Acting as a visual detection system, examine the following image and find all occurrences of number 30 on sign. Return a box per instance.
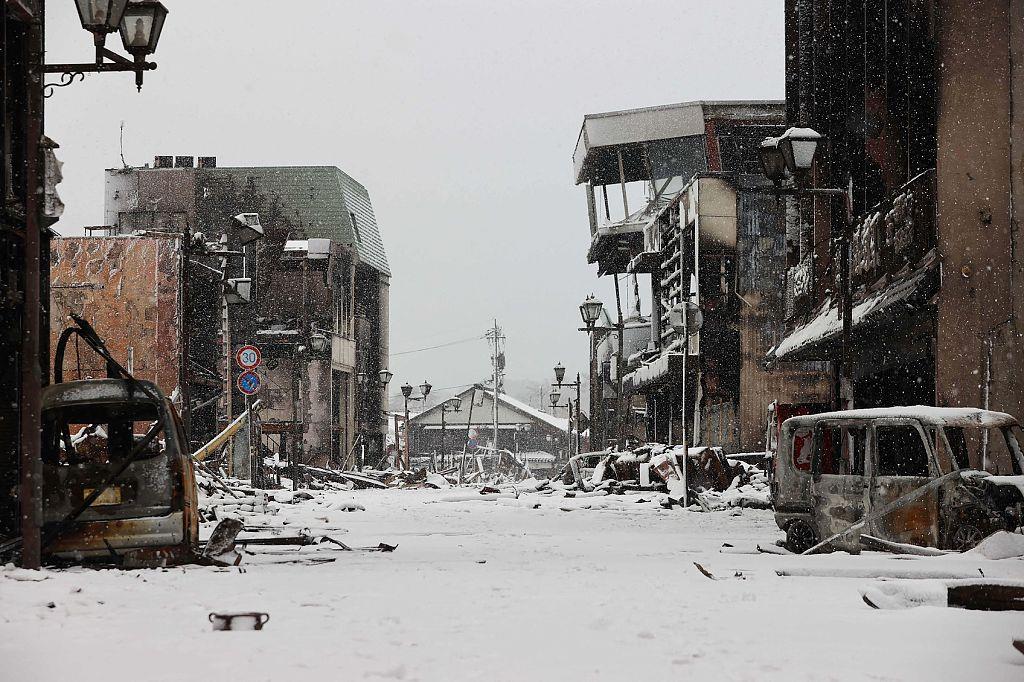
[236,344,261,370]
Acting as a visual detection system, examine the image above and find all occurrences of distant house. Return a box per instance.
[407,386,570,471]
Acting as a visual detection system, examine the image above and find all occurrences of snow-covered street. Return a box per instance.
[3,487,1023,681]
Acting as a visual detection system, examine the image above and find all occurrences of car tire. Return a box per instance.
[786,519,817,554]
[948,522,987,552]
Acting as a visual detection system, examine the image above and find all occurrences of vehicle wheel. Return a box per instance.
[948,523,986,551]
[786,519,817,553]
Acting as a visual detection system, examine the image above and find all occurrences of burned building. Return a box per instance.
[768,0,1024,417]
[573,101,829,452]
[50,158,390,470]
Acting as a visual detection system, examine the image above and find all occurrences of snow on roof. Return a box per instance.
[479,388,570,432]
[786,406,1019,428]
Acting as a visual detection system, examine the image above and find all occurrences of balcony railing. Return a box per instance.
[850,169,936,291]
[785,255,813,320]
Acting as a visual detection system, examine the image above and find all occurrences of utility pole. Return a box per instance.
[220,233,233,476]
[612,276,626,448]
[485,320,504,452]
[574,372,581,456]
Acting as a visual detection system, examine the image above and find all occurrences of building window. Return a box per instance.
[349,211,362,243]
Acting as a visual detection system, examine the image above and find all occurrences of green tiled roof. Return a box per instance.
[205,166,390,276]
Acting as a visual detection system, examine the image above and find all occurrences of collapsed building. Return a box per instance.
[50,158,390,470]
[572,101,829,452]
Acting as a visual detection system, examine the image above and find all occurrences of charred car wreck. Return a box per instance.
[772,407,1024,553]
[8,315,200,567]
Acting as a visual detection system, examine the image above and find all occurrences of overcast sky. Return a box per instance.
[45,0,784,408]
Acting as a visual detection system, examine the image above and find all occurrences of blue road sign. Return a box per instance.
[237,370,261,395]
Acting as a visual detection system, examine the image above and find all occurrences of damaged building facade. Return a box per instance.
[767,0,1024,417]
[50,158,390,470]
[573,101,829,452]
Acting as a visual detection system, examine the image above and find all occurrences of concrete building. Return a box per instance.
[50,158,390,469]
[573,101,829,452]
[768,0,1024,418]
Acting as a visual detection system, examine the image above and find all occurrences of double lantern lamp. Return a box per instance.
[51,1,169,92]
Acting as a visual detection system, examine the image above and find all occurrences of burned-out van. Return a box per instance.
[772,407,1024,553]
[40,379,199,566]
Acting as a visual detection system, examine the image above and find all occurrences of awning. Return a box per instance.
[623,352,686,394]
[768,250,939,362]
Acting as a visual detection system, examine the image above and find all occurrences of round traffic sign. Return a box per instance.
[237,370,261,395]
[236,344,262,369]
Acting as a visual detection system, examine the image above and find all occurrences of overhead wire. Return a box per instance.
[388,334,484,357]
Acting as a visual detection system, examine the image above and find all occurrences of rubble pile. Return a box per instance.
[559,443,770,511]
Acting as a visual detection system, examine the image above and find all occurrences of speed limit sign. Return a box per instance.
[235,344,262,370]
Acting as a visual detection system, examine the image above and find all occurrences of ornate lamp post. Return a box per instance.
[552,362,582,457]
[549,389,572,461]
[48,1,169,95]
[578,294,606,448]
[400,380,431,470]
[759,127,852,409]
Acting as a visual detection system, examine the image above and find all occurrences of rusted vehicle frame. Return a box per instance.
[41,379,199,566]
[35,315,200,567]
[773,407,1024,553]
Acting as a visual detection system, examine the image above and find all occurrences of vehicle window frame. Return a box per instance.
[810,419,868,479]
[42,399,168,467]
[790,424,814,473]
[870,418,938,479]
[1003,425,1024,475]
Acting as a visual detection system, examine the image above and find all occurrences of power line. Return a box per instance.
[389,335,483,357]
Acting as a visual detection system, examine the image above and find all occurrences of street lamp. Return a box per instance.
[758,126,852,410]
[399,379,432,470]
[580,294,604,329]
[578,294,608,449]
[49,1,168,94]
[549,390,561,408]
[554,362,566,384]
[118,1,168,57]
[232,213,265,246]
[552,363,582,458]
[310,332,329,353]
[74,0,129,37]
[379,368,393,386]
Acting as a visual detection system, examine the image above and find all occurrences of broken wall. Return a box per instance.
[49,236,181,396]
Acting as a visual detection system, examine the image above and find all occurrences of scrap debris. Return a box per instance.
[861,580,1024,611]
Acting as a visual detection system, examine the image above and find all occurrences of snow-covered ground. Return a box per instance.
[2,487,1023,681]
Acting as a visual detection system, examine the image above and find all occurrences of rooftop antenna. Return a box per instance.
[119,121,128,168]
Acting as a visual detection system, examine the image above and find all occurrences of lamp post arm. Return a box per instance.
[738,185,847,198]
[44,60,156,73]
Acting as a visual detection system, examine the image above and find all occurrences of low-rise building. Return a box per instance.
[407,386,570,470]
